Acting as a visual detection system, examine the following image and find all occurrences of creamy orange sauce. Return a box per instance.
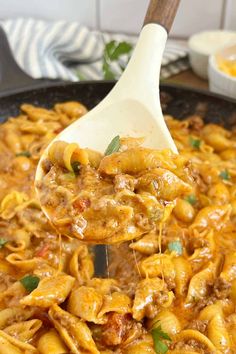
[0,104,236,353]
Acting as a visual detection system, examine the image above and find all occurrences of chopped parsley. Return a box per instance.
[151,324,171,354]
[71,161,81,174]
[219,170,230,181]
[185,194,197,205]
[168,241,183,255]
[0,238,7,248]
[189,137,201,149]
[105,136,120,156]
[20,275,40,292]
[16,151,31,158]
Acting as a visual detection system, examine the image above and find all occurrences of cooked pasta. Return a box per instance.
[0,101,236,353]
[38,143,192,243]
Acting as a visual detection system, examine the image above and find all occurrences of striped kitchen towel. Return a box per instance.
[1,18,189,82]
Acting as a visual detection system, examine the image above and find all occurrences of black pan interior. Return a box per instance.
[0,81,236,128]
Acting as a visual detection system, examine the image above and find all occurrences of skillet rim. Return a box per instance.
[0,80,235,105]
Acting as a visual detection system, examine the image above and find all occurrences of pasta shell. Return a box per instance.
[69,245,94,284]
[129,232,159,255]
[0,330,36,353]
[0,191,28,219]
[220,251,236,282]
[174,329,218,353]
[132,278,171,321]
[4,319,42,342]
[139,253,175,285]
[208,314,231,352]
[67,286,104,324]
[49,304,99,354]
[0,307,34,330]
[173,256,192,297]
[148,309,181,336]
[123,334,156,354]
[98,147,187,176]
[21,274,75,308]
[186,256,223,304]
[37,329,68,354]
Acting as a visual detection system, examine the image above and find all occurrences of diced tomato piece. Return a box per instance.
[72,198,91,212]
[36,244,49,257]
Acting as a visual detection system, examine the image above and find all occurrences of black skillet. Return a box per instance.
[0,27,236,276]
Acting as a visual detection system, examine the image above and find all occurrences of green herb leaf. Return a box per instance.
[189,137,201,149]
[102,60,116,80]
[154,340,169,354]
[185,194,197,205]
[105,136,120,156]
[16,151,31,158]
[109,41,133,60]
[102,40,133,80]
[20,275,40,292]
[0,238,7,248]
[104,40,133,61]
[151,325,171,354]
[104,40,117,59]
[71,161,81,174]
[168,241,183,255]
[219,170,230,180]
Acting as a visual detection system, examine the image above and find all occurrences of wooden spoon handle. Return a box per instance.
[144,0,180,33]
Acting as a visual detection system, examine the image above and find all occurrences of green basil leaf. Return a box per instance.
[185,194,197,205]
[0,238,7,248]
[71,161,81,174]
[105,136,121,156]
[219,170,230,180]
[20,275,40,292]
[168,241,183,255]
[189,137,201,149]
[16,151,31,158]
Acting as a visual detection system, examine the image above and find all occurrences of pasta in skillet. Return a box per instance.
[0,101,236,353]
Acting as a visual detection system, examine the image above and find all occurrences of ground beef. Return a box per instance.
[187,319,208,334]
[100,313,142,347]
[213,277,231,299]
[193,296,216,313]
[170,340,211,354]
[186,115,204,132]
[101,313,133,346]
[114,174,136,192]
[41,158,53,174]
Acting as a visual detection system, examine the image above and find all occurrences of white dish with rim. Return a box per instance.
[188,30,236,79]
[208,44,236,100]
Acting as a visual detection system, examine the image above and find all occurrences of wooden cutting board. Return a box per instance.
[165,68,208,90]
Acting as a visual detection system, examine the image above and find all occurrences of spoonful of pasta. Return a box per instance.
[35,0,191,245]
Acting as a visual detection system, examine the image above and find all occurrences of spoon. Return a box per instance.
[35,0,180,276]
[35,0,180,185]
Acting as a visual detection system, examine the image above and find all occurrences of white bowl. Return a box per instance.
[188,31,236,79]
[208,45,236,100]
